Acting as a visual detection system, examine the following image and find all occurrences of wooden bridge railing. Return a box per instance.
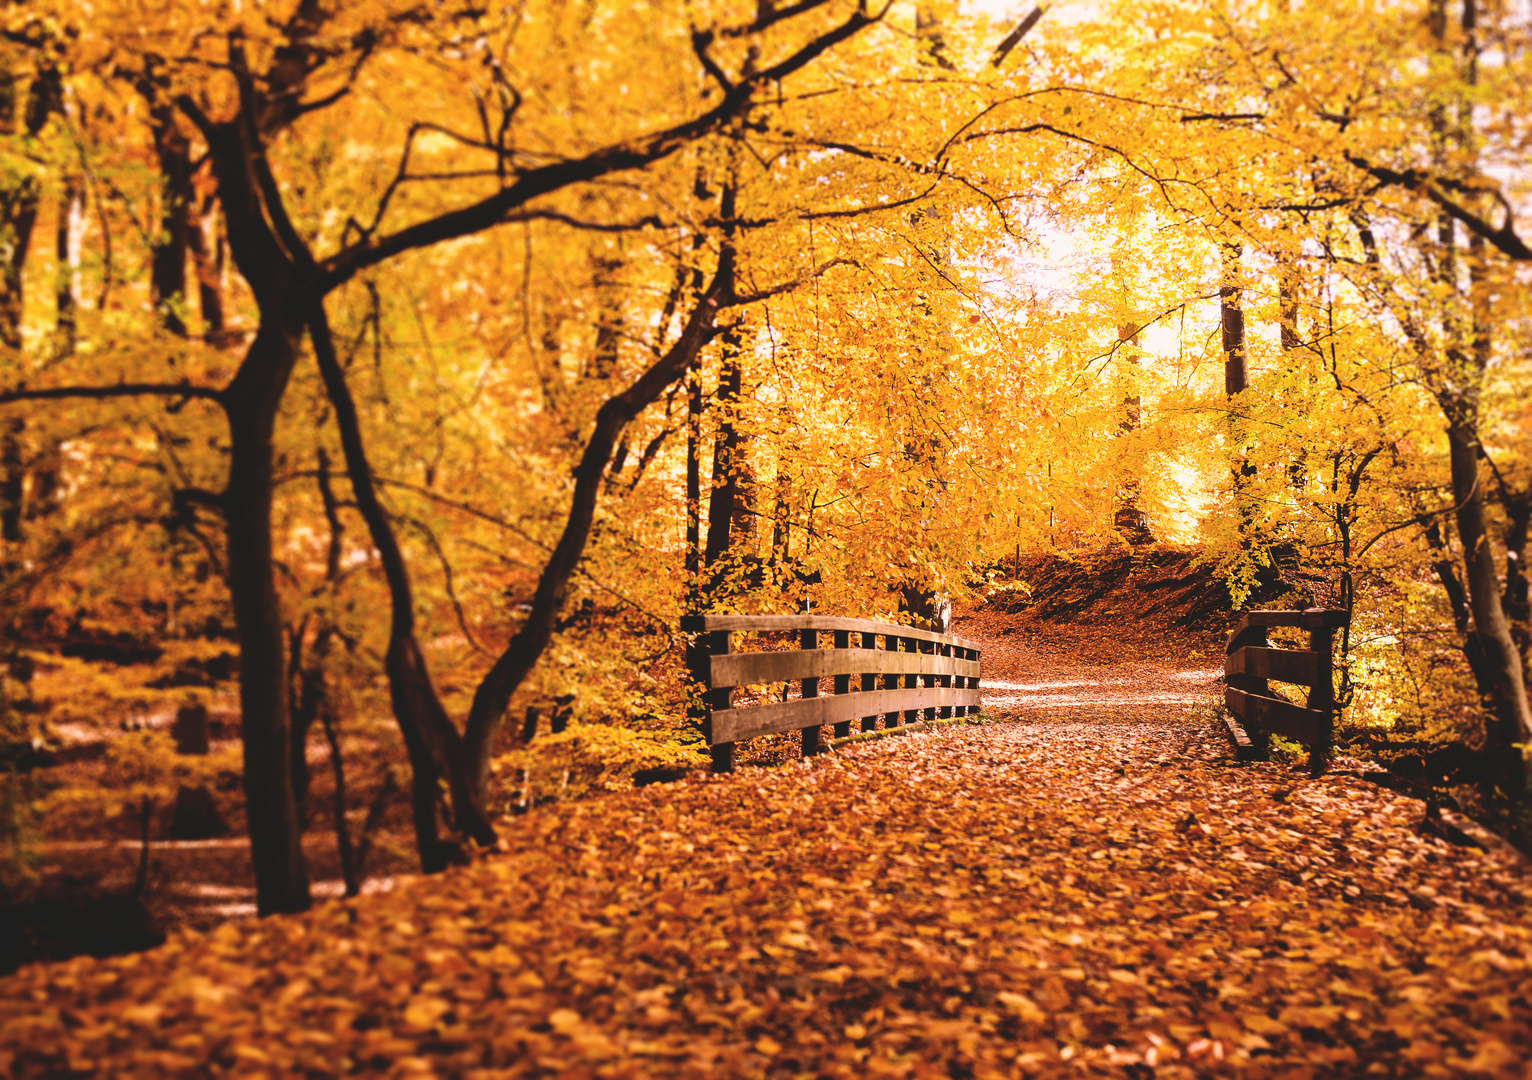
[1224,608,1346,774]
[681,614,983,773]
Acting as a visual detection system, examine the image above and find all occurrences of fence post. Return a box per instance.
[832,629,852,738]
[921,637,937,724]
[931,640,943,716]
[708,629,735,773]
[801,627,823,756]
[860,631,878,732]
[902,635,920,725]
[1305,610,1335,776]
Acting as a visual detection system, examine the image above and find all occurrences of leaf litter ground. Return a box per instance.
[2,613,1530,1078]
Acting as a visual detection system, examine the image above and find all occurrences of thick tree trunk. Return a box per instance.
[1447,417,1532,792]
[223,319,311,914]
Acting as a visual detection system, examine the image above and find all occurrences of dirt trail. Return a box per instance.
[3,616,1531,1077]
[958,608,1222,726]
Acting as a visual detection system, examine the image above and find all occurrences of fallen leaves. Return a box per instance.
[1,619,1530,1077]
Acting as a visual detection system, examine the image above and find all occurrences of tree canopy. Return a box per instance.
[1,0,1528,909]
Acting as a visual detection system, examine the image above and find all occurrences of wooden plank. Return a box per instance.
[1227,608,1347,640]
[1224,686,1325,747]
[680,613,979,652]
[711,648,980,686]
[711,686,983,744]
[1221,713,1258,761]
[1227,646,1319,686]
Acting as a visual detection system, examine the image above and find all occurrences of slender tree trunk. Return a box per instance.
[53,174,81,358]
[1112,321,1151,544]
[704,336,743,571]
[0,70,51,554]
[1221,242,1256,534]
[0,68,46,352]
[1277,254,1309,489]
[1423,518,1472,633]
[307,299,495,868]
[461,260,732,802]
[147,100,193,337]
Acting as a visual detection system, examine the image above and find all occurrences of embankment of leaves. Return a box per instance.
[3,719,1528,1078]
[979,546,1308,635]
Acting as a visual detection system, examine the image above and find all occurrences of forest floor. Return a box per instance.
[3,607,1531,1077]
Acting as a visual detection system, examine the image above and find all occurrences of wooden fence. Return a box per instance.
[680,614,983,773]
[1224,607,1346,774]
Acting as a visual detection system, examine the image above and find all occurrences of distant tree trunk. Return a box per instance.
[146,97,193,337]
[53,174,81,357]
[1221,242,1256,533]
[1277,256,1301,353]
[1,70,58,552]
[771,454,793,563]
[1112,321,1152,544]
[704,334,744,572]
[190,195,226,342]
[0,69,47,351]
[1422,518,1471,634]
[585,249,623,380]
[1277,253,1308,489]
[686,370,703,605]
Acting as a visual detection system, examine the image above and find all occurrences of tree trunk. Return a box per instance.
[704,337,743,571]
[1,70,53,553]
[223,319,312,914]
[1447,414,1532,793]
[147,99,193,337]
[1112,321,1151,544]
[53,173,81,357]
[462,260,732,803]
[190,196,226,342]
[307,299,495,868]
[1221,242,1256,533]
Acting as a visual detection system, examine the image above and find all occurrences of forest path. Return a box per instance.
[4,619,1531,1077]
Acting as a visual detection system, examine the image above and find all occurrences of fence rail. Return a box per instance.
[1223,608,1346,774]
[681,614,983,773]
